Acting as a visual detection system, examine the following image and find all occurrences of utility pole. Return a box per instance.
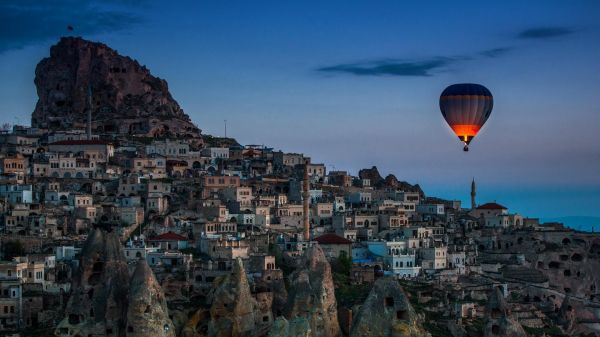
[224,119,227,138]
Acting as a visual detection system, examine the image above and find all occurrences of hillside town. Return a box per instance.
[0,37,598,337]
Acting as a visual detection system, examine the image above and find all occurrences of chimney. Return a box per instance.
[302,159,310,241]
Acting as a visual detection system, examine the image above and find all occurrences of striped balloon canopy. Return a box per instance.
[439,83,493,151]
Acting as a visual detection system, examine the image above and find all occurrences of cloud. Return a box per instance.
[0,0,144,53]
[479,47,512,58]
[518,27,574,39]
[317,25,579,78]
[317,58,455,77]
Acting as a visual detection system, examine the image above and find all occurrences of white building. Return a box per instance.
[145,140,190,157]
[367,239,421,278]
[417,203,445,216]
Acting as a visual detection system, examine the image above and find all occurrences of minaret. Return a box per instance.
[87,85,92,140]
[302,160,310,241]
[471,178,476,209]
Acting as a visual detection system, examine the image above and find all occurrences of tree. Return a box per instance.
[2,240,25,261]
[332,250,352,277]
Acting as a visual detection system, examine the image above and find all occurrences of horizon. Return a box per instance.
[1,1,599,219]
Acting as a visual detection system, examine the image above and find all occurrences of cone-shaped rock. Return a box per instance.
[483,287,526,337]
[285,244,341,337]
[350,276,428,337]
[56,229,130,337]
[126,258,175,337]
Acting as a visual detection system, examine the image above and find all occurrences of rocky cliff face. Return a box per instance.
[56,228,130,337]
[285,245,341,337]
[56,229,174,337]
[207,258,259,336]
[350,276,428,337]
[31,37,200,137]
[268,317,312,337]
[183,258,264,337]
[358,166,384,185]
[126,259,175,337]
[358,166,423,193]
[483,287,527,337]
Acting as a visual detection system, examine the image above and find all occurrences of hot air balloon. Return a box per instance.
[439,83,493,151]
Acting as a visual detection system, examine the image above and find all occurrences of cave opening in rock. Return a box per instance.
[559,255,568,261]
[92,261,103,273]
[548,261,560,269]
[396,310,408,320]
[491,324,500,334]
[68,314,80,324]
[571,253,583,262]
[385,297,394,307]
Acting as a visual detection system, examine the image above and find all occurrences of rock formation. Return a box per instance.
[557,295,576,332]
[268,317,311,337]
[32,37,201,138]
[55,228,130,337]
[207,258,259,336]
[55,228,175,337]
[358,166,423,194]
[483,287,527,337]
[349,276,428,337]
[358,166,384,186]
[383,174,399,188]
[532,234,600,306]
[183,258,264,337]
[285,244,341,337]
[126,259,175,337]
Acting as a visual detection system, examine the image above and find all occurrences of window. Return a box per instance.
[385,297,394,307]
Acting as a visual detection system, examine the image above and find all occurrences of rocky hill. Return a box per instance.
[358,166,423,194]
[31,37,201,138]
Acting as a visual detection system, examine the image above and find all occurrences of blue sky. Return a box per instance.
[1,0,600,218]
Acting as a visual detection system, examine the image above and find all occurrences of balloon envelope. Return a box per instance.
[439,83,493,147]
